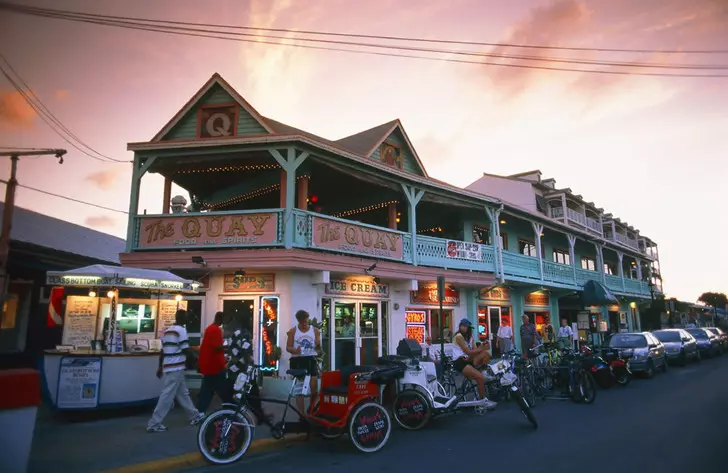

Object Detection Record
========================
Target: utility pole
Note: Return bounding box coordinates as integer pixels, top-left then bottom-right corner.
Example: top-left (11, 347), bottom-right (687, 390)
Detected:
top-left (0, 148), bottom-right (66, 319)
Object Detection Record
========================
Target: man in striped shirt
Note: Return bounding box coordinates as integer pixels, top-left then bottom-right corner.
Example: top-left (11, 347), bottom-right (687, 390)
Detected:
top-left (147, 310), bottom-right (204, 432)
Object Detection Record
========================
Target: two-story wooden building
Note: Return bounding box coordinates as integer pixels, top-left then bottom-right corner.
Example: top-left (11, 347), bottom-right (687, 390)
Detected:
top-left (120, 73), bottom-right (660, 372)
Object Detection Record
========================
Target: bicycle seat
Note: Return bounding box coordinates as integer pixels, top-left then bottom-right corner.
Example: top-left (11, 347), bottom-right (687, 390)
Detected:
top-left (286, 368), bottom-right (311, 377)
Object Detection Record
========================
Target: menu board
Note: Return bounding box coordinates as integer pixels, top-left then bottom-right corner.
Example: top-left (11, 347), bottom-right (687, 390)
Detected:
top-left (57, 357), bottom-right (102, 409)
top-left (62, 296), bottom-right (99, 347)
top-left (156, 300), bottom-right (188, 337)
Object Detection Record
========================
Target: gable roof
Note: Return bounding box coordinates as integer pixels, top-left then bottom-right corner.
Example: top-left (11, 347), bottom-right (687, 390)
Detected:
top-left (335, 119), bottom-right (428, 177)
top-left (151, 73), bottom-right (275, 141)
top-left (0, 202), bottom-right (125, 264)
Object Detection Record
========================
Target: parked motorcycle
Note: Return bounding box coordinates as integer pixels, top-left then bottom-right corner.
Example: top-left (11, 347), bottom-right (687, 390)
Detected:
top-left (577, 345), bottom-right (616, 389)
top-left (601, 348), bottom-right (632, 386)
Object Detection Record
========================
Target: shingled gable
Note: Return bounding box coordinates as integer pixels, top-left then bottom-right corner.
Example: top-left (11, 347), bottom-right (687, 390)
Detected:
top-left (152, 73), bottom-right (274, 142)
top-left (335, 119), bottom-right (428, 177)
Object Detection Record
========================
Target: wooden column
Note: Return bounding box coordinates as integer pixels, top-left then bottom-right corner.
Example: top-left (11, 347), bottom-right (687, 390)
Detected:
top-left (162, 176), bottom-right (172, 214)
top-left (297, 176), bottom-right (309, 209)
top-left (388, 202), bottom-right (397, 230)
top-left (279, 169), bottom-right (287, 208)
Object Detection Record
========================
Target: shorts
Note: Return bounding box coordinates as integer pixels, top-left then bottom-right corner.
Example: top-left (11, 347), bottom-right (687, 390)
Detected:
top-left (289, 356), bottom-right (320, 376)
top-left (453, 357), bottom-right (473, 373)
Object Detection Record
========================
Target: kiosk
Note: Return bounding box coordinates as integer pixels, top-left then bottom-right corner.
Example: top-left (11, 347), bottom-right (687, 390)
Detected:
top-left (41, 265), bottom-right (199, 410)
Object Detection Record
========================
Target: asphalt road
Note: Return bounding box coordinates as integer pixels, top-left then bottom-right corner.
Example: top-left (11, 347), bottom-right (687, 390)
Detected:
top-left (189, 355), bottom-right (728, 473)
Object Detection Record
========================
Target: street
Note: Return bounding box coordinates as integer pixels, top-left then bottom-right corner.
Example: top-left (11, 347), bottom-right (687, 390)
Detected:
top-left (189, 355), bottom-right (728, 473)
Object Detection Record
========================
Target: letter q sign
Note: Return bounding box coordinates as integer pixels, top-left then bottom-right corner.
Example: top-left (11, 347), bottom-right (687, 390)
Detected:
top-left (205, 112), bottom-right (232, 137)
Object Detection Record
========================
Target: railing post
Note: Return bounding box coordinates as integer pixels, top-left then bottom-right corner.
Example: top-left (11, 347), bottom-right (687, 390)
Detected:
top-left (635, 257), bottom-right (643, 282)
top-left (594, 243), bottom-right (606, 284)
top-left (125, 155), bottom-right (157, 252)
top-left (567, 234), bottom-right (577, 285)
top-left (617, 251), bottom-right (626, 292)
top-left (485, 206), bottom-right (504, 280)
top-left (401, 184), bottom-right (424, 266)
top-left (531, 222), bottom-right (544, 281)
top-left (269, 147), bottom-right (309, 249)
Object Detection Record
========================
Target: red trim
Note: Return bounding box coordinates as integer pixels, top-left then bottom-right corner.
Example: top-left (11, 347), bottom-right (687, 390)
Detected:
top-left (0, 369), bottom-right (41, 410)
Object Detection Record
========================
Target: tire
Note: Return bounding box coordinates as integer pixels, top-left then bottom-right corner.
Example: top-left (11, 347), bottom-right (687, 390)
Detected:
top-left (615, 369), bottom-right (630, 386)
top-left (392, 389), bottom-right (431, 431)
top-left (579, 371), bottom-right (597, 404)
top-left (348, 402), bottom-right (392, 453)
top-left (695, 351), bottom-right (702, 363)
top-left (514, 390), bottom-right (538, 429)
top-left (319, 429), bottom-right (344, 440)
top-left (519, 376), bottom-right (536, 407)
top-left (644, 360), bottom-right (655, 378)
top-left (679, 352), bottom-right (687, 367)
top-left (661, 357), bottom-right (668, 373)
top-left (197, 409), bottom-right (255, 465)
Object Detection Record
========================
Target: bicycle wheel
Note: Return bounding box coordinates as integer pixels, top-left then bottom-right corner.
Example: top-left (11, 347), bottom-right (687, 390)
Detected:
top-left (579, 370), bottom-right (597, 404)
top-left (197, 408), bottom-right (255, 465)
top-left (349, 402), bottom-right (392, 453)
top-left (519, 375), bottom-right (536, 407)
top-left (392, 389), bottom-right (431, 431)
top-left (513, 389), bottom-right (538, 429)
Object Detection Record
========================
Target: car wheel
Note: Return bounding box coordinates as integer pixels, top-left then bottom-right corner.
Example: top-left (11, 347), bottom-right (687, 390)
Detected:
top-left (695, 351), bottom-right (702, 362)
top-left (644, 360), bottom-right (655, 378)
top-left (679, 352), bottom-right (687, 367)
top-left (661, 357), bottom-right (668, 373)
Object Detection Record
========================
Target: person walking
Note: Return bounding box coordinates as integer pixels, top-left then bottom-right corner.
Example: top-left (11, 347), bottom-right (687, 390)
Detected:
top-left (520, 314), bottom-right (538, 359)
top-left (286, 310), bottom-right (321, 416)
top-left (496, 318), bottom-right (515, 355)
top-left (147, 309), bottom-right (204, 432)
top-left (196, 311), bottom-right (230, 414)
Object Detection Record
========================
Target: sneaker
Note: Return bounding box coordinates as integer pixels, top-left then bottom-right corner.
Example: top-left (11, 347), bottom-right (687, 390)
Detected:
top-left (146, 424), bottom-right (168, 433)
top-left (190, 412), bottom-right (205, 426)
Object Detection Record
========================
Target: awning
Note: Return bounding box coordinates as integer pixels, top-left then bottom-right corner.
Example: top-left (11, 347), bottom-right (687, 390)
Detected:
top-left (46, 264), bottom-right (200, 293)
top-left (580, 279), bottom-right (619, 306)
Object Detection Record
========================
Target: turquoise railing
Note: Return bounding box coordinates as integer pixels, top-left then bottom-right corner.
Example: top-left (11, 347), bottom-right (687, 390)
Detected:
top-left (415, 235), bottom-right (496, 272)
top-left (605, 274), bottom-right (623, 292)
top-left (543, 261), bottom-right (575, 285)
top-left (501, 251), bottom-right (541, 280)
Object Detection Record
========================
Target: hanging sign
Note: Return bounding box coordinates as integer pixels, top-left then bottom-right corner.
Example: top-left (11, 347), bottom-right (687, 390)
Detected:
top-left (57, 357), bottom-right (102, 409)
top-left (135, 212), bottom-right (278, 250)
top-left (325, 278), bottom-right (390, 298)
top-left (410, 283), bottom-right (459, 306)
top-left (479, 287), bottom-right (510, 301)
top-left (446, 240), bottom-right (482, 261)
top-left (62, 296), bottom-right (99, 348)
top-left (525, 292), bottom-right (550, 306)
top-left (405, 310), bottom-right (427, 344)
top-left (311, 217), bottom-right (404, 260)
top-left (156, 300), bottom-right (188, 338)
top-left (223, 274), bottom-right (275, 293)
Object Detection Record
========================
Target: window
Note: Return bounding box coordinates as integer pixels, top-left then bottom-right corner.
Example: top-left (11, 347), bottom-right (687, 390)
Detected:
top-left (519, 239), bottom-right (538, 257)
top-left (429, 309), bottom-right (453, 344)
top-left (99, 301), bottom-right (157, 336)
top-left (581, 257), bottom-right (596, 271)
top-left (604, 263), bottom-right (615, 275)
top-left (553, 249), bottom-right (570, 265)
top-left (472, 225), bottom-right (507, 250)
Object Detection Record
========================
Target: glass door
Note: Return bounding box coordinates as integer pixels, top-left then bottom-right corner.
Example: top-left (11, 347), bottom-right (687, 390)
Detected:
top-left (331, 300), bottom-right (382, 369)
top-left (488, 307), bottom-right (501, 357)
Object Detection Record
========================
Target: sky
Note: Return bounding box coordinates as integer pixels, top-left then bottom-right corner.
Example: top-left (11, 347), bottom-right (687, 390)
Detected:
top-left (0, 0), bottom-right (726, 302)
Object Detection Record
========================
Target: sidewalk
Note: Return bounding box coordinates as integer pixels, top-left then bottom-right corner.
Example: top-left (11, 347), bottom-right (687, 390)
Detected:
top-left (28, 391), bottom-right (298, 473)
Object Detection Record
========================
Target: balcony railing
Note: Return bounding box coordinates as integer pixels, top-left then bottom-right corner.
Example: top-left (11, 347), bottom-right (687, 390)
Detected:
top-left (566, 208), bottom-right (587, 226)
top-left (614, 233), bottom-right (639, 249)
top-left (586, 217), bottom-right (602, 234)
top-left (550, 207), bottom-right (564, 219)
top-left (129, 208), bottom-right (651, 297)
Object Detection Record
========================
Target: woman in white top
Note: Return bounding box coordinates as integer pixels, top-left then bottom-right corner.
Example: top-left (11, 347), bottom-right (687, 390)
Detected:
top-left (496, 319), bottom-right (515, 355)
top-left (451, 319), bottom-right (495, 408)
top-left (286, 310), bottom-right (321, 416)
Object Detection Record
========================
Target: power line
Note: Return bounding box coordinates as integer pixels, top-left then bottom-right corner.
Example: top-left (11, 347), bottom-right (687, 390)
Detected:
top-left (0, 54), bottom-right (128, 164)
top-left (7, 6), bottom-right (728, 78)
top-left (0, 178), bottom-right (128, 214)
top-left (3, 1), bottom-right (727, 55)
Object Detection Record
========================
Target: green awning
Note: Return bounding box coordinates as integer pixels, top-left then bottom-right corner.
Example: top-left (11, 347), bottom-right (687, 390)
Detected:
top-left (580, 279), bottom-right (619, 306)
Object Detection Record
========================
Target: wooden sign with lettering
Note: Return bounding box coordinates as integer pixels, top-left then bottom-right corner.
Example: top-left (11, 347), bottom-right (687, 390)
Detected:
top-left (479, 287), bottom-right (510, 301)
top-left (325, 279), bottom-right (390, 298)
top-left (311, 217), bottom-right (404, 260)
top-left (525, 292), bottom-right (550, 306)
top-left (411, 283), bottom-right (459, 306)
top-left (223, 274), bottom-right (276, 293)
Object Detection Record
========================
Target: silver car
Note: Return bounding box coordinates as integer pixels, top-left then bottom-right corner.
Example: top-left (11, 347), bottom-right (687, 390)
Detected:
top-left (686, 328), bottom-right (722, 358)
top-left (652, 329), bottom-right (700, 365)
top-left (608, 332), bottom-right (668, 378)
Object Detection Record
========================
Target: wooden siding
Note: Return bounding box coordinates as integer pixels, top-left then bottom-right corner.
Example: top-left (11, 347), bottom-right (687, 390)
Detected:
top-left (162, 84), bottom-right (268, 141)
top-left (369, 128), bottom-right (425, 176)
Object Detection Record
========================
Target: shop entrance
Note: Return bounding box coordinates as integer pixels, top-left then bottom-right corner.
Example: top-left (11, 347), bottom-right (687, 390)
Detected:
top-left (321, 299), bottom-right (382, 370)
top-left (478, 305), bottom-right (512, 357)
top-left (220, 298), bottom-right (256, 339)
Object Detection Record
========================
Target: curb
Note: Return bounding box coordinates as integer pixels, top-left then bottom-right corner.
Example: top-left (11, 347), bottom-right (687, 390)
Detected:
top-left (96, 434), bottom-right (308, 473)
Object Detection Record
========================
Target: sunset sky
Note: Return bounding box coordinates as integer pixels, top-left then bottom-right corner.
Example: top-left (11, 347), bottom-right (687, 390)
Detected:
top-left (0, 0), bottom-right (726, 302)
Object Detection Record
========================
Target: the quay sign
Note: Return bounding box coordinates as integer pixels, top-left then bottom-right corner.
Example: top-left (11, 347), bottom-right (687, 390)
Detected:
top-left (311, 217), bottom-right (404, 260)
top-left (325, 278), bottom-right (390, 298)
top-left (137, 213), bottom-right (278, 249)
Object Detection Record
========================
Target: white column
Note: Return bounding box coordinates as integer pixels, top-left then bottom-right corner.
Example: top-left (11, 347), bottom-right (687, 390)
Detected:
top-left (401, 184), bottom-right (424, 266)
top-left (567, 234), bottom-right (577, 284)
top-left (560, 194), bottom-right (567, 220)
top-left (594, 244), bottom-right (605, 283)
top-left (635, 257), bottom-right (643, 280)
top-left (617, 251), bottom-right (625, 291)
top-left (531, 222), bottom-right (544, 280)
top-left (485, 206), bottom-right (504, 280)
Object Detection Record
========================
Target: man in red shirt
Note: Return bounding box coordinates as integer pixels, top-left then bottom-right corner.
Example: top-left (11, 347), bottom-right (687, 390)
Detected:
top-left (196, 311), bottom-right (229, 414)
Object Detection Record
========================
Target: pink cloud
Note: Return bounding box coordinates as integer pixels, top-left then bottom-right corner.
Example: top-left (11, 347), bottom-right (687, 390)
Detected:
top-left (85, 215), bottom-right (116, 228)
top-left (84, 170), bottom-right (118, 190)
top-left (54, 89), bottom-right (70, 101)
top-left (0, 90), bottom-right (36, 129)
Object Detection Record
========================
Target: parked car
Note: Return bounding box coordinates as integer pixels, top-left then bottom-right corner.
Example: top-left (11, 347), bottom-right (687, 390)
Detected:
top-left (685, 328), bottom-right (722, 358)
top-left (652, 329), bottom-right (700, 365)
top-left (705, 327), bottom-right (728, 353)
top-left (608, 332), bottom-right (668, 378)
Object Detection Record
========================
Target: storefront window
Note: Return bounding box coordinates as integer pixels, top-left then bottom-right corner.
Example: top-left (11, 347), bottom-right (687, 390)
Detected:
top-left (429, 309), bottom-right (453, 343)
top-left (259, 296), bottom-right (279, 373)
top-left (100, 301), bottom-right (156, 335)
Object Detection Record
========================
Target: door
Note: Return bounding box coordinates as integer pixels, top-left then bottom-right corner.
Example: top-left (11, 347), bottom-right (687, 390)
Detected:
top-left (488, 307), bottom-right (501, 357)
top-left (331, 300), bottom-right (382, 369)
top-left (220, 298), bottom-right (257, 358)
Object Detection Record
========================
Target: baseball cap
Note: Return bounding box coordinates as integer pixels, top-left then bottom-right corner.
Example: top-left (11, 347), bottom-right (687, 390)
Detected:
top-left (459, 318), bottom-right (472, 327)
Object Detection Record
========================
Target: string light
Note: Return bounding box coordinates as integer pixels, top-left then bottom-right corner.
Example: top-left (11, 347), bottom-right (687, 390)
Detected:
top-left (418, 226), bottom-right (443, 234)
top-left (208, 174), bottom-right (310, 209)
top-left (333, 200), bottom-right (398, 218)
top-left (176, 163), bottom-right (281, 174)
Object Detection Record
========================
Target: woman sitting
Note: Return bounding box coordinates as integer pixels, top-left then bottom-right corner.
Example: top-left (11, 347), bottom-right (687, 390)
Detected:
top-left (451, 318), bottom-right (497, 410)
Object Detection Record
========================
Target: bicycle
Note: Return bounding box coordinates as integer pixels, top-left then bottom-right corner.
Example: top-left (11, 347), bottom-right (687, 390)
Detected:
top-left (196, 362), bottom-right (405, 465)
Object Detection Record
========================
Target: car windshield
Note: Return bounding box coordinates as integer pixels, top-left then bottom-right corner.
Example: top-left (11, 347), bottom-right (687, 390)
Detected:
top-left (707, 328), bottom-right (718, 335)
top-left (653, 331), bottom-right (680, 343)
top-left (609, 334), bottom-right (647, 348)
top-left (687, 329), bottom-right (708, 339)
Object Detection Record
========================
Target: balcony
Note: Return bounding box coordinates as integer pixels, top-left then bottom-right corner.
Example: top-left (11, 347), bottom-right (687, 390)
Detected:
top-left (550, 208), bottom-right (602, 235)
top-left (129, 208), bottom-right (651, 297)
top-left (586, 217), bottom-right (602, 234)
top-left (614, 233), bottom-right (639, 250)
